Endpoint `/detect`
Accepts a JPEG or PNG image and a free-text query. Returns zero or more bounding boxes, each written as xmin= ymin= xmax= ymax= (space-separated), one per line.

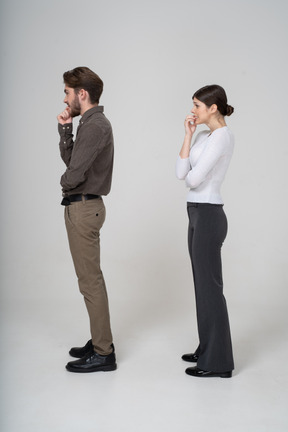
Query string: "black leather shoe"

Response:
xmin=66 ymin=351 xmax=117 ymax=373
xmin=185 ymin=366 xmax=232 ymax=378
xmin=182 ymin=352 xmax=199 ymax=363
xmin=69 ymin=339 xmax=94 ymax=358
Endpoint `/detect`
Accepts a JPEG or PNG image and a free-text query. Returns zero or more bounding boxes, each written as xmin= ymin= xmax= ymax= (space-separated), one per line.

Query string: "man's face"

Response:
xmin=64 ymin=85 xmax=81 ymax=117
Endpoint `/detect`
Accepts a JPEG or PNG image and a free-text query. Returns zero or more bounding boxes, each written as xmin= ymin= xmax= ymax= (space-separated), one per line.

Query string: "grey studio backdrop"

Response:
xmin=0 ymin=0 xmax=288 ymax=430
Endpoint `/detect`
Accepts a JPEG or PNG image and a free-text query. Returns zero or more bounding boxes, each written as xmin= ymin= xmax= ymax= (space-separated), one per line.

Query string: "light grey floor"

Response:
xmin=1 ymin=294 xmax=287 ymax=432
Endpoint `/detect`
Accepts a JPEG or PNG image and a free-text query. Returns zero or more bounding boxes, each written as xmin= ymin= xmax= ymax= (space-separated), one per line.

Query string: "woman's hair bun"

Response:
xmin=226 ymin=104 xmax=234 ymax=116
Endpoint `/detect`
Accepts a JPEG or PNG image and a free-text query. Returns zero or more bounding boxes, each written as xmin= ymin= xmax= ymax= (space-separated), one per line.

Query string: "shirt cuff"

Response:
xmin=58 ymin=123 xmax=73 ymax=137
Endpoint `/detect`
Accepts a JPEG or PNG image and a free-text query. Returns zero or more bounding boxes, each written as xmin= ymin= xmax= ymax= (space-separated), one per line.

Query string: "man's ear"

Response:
xmin=78 ymin=89 xmax=87 ymax=101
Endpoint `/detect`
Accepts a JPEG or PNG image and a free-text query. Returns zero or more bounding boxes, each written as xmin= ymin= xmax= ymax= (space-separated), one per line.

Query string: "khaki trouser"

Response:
xmin=64 ymin=197 xmax=113 ymax=356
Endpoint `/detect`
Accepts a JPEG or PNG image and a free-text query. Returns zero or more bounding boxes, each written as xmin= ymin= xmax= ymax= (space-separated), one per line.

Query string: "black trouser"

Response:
xmin=187 ymin=203 xmax=234 ymax=372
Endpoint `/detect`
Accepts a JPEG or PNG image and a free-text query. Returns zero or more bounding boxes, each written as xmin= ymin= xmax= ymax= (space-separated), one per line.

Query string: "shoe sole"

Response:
xmin=186 ymin=370 xmax=232 ymax=378
xmin=66 ymin=364 xmax=117 ymax=373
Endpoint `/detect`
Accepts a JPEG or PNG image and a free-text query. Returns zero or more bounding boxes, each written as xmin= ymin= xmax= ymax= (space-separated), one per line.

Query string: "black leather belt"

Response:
xmin=187 ymin=202 xmax=223 ymax=208
xmin=61 ymin=194 xmax=100 ymax=206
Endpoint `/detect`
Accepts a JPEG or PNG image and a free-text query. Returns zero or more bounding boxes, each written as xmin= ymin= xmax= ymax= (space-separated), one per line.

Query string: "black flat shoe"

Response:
xmin=185 ymin=367 xmax=232 ymax=378
xmin=69 ymin=339 xmax=94 ymax=358
xmin=182 ymin=352 xmax=199 ymax=363
xmin=66 ymin=351 xmax=117 ymax=373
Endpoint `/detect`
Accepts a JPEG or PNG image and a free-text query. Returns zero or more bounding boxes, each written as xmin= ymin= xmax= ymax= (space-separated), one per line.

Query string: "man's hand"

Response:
xmin=57 ymin=107 xmax=72 ymax=125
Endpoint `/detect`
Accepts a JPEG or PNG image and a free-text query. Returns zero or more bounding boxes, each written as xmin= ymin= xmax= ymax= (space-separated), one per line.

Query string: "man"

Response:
xmin=57 ymin=66 xmax=116 ymax=373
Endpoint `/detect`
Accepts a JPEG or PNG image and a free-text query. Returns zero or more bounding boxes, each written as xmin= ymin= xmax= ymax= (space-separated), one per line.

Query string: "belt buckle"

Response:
xmin=61 ymin=197 xmax=70 ymax=206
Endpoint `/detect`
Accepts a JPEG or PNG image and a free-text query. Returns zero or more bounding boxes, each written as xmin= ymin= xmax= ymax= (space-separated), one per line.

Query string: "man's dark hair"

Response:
xmin=63 ymin=67 xmax=103 ymax=104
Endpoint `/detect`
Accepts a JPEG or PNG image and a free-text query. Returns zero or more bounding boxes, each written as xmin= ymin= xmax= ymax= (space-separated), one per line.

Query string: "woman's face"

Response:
xmin=191 ymin=97 xmax=211 ymax=125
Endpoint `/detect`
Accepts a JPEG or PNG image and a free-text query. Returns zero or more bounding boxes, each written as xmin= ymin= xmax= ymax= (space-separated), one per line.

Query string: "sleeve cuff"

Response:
xmin=58 ymin=123 xmax=73 ymax=137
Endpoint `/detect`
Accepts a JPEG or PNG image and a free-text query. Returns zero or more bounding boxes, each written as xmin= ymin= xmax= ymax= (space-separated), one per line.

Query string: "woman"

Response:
xmin=176 ymin=84 xmax=235 ymax=378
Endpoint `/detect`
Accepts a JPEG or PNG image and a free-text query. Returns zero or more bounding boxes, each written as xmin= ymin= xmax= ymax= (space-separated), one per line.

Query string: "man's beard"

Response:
xmin=69 ymin=95 xmax=81 ymax=117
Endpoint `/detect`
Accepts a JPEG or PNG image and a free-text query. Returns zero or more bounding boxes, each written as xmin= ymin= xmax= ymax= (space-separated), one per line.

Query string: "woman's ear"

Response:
xmin=210 ymin=103 xmax=218 ymax=114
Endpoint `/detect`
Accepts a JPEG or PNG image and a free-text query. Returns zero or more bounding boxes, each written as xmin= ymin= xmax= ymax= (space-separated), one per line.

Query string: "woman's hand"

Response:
xmin=179 ymin=115 xmax=196 ymax=159
xmin=184 ymin=114 xmax=197 ymax=136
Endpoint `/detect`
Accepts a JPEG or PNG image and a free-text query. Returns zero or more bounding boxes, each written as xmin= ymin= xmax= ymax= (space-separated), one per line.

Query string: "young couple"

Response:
xmin=57 ymin=66 xmax=234 ymax=378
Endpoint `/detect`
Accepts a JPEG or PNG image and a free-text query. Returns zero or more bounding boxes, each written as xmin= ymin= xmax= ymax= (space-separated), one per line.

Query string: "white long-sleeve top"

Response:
xmin=176 ymin=126 xmax=234 ymax=204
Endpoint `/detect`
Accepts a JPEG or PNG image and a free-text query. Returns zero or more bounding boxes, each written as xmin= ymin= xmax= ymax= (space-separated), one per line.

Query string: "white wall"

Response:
xmin=1 ymin=0 xmax=287 ymax=328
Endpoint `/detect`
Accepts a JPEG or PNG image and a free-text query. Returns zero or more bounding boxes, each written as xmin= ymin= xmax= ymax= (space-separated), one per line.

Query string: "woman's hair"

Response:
xmin=193 ymin=84 xmax=234 ymax=116
xmin=63 ymin=66 xmax=103 ymax=104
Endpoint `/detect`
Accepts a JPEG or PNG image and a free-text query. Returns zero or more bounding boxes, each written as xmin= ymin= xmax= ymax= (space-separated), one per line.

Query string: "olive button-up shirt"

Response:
xmin=58 ymin=105 xmax=114 ymax=196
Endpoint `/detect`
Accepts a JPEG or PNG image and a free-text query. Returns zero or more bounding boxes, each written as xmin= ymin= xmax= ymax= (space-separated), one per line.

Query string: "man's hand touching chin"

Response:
xmin=57 ymin=107 xmax=72 ymax=125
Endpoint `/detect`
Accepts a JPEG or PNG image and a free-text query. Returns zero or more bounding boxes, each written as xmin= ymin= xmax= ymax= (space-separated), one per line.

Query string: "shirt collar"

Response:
xmin=81 ymin=105 xmax=104 ymax=122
